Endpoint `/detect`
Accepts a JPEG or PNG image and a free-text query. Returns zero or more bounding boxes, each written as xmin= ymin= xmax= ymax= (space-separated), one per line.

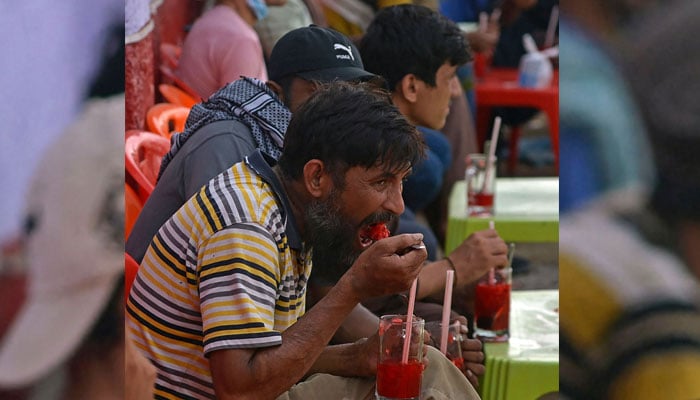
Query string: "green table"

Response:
xmin=445 ymin=178 xmax=559 ymax=254
xmin=480 ymin=290 xmax=559 ymax=400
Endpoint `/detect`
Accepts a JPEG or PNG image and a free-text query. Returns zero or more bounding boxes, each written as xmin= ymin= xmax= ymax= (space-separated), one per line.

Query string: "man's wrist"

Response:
xmin=444 ymin=255 xmax=458 ymax=288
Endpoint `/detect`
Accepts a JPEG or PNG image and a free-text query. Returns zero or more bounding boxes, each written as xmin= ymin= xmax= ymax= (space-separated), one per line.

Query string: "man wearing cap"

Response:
xmin=126 ymin=25 xmax=377 ymax=265
xmin=127 ymin=82 xmax=481 ymax=399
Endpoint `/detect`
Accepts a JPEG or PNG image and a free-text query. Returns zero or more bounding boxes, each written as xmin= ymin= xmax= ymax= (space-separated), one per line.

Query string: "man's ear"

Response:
xmin=266 ymin=81 xmax=284 ymax=103
xmin=397 ymin=74 xmax=420 ymax=103
xmin=302 ymin=159 xmax=331 ymax=198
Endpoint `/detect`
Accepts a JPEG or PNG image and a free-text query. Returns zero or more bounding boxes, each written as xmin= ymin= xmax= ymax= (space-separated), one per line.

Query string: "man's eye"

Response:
xmin=374 ymin=179 xmax=388 ymax=188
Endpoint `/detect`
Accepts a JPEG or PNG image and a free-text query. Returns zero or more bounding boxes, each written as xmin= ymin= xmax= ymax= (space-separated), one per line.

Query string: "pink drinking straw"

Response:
xmin=488 ymin=220 xmax=496 ymax=285
xmin=482 ymin=116 xmax=502 ymax=193
xmin=440 ymin=270 xmax=455 ymax=355
xmin=402 ymin=278 xmax=419 ymax=364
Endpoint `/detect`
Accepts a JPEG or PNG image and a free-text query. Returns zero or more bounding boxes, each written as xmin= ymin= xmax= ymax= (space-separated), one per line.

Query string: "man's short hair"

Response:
xmin=359 ymin=4 xmax=471 ymax=91
xmin=278 ymin=81 xmax=425 ymax=184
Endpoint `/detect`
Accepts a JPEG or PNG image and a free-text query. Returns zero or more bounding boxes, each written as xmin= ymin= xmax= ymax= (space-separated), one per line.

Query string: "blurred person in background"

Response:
xmin=559 ymin=0 xmax=654 ymax=213
xmin=0 ymin=22 xmax=156 ymax=399
xmin=0 ymin=0 xmax=122 ymax=253
xmin=255 ymin=0 xmax=314 ymax=58
xmin=559 ymin=1 xmax=700 ymax=399
xmin=176 ymin=0 xmax=285 ymax=99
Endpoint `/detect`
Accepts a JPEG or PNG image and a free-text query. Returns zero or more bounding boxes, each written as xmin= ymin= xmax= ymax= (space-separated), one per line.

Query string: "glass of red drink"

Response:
xmin=474 ymin=267 xmax=512 ymax=341
xmin=424 ymin=321 xmax=465 ymax=370
xmin=465 ymin=153 xmax=496 ymax=216
xmin=376 ymin=315 xmax=425 ymax=400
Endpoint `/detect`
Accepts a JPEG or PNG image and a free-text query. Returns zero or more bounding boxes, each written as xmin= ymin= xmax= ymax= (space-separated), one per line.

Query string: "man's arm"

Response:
xmin=308 ymin=285 xmax=380 ymax=343
xmin=209 ymin=234 xmax=426 ymax=400
xmin=418 ymin=228 xmax=508 ymax=302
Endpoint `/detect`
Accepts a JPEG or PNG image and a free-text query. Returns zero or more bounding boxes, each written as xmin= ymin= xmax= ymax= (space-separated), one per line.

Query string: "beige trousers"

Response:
xmin=276 ymin=346 xmax=481 ymax=400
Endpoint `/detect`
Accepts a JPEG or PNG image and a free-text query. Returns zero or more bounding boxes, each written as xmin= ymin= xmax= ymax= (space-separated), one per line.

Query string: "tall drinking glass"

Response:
xmin=474 ymin=267 xmax=512 ymax=341
xmin=425 ymin=321 xmax=464 ymax=370
xmin=376 ymin=315 xmax=425 ymax=400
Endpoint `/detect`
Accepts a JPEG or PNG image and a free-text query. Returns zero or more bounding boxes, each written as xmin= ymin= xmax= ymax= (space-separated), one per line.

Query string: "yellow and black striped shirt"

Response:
xmin=126 ymin=151 xmax=311 ymax=399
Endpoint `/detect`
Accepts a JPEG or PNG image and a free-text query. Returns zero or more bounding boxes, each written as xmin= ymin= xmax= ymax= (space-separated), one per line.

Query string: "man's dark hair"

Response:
xmin=278 ymin=81 xmax=424 ymax=185
xmin=359 ymin=4 xmax=471 ymax=91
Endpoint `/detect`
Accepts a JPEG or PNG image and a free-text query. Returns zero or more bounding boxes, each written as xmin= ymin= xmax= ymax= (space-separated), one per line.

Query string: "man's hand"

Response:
xmin=449 ymin=229 xmax=508 ymax=286
xmin=460 ymin=336 xmax=486 ymax=388
xmin=454 ymin=316 xmax=485 ymax=388
xmin=343 ymin=234 xmax=427 ymax=301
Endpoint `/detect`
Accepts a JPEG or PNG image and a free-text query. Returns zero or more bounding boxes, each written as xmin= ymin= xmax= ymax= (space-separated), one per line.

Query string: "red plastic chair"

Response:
xmin=125 ymin=183 xmax=143 ymax=240
xmin=146 ymin=103 xmax=190 ymax=140
xmin=159 ymin=83 xmax=198 ymax=108
xmin=125 ymin=252 xmax=139 ymax=304
xmin=160 ymin=42 xmax=182 ymax=70
xmin=159 ymin=64 xmax=202 ymax=102
xmin=125 ymin=130 xmax=170 ymax=203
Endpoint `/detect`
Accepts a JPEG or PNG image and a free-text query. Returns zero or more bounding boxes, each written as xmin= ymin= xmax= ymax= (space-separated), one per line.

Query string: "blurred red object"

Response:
xmin=125 ymin=130 xmax=170 ymax=203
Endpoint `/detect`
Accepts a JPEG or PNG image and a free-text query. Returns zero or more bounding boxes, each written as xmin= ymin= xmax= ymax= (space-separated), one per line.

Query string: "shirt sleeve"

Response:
xmin=198 ymin=223 xmax=282 ymax=356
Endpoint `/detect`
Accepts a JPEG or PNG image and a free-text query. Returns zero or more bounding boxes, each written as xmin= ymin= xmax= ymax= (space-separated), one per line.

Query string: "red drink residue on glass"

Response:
xmin=376 ymin=360 xmax=423 ymax=398
xmin=475 ymin=282 xmax=511 ymax=331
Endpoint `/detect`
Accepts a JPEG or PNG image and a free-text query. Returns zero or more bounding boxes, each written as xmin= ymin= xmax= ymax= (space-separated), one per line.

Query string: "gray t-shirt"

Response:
xmin=126 ymin=119 xmax=256 ymax=263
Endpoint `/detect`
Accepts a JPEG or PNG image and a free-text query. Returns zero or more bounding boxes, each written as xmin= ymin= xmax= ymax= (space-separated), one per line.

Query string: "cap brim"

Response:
xmin=0 ymin=273 xmax=120 ymax=388
xmin=297 ymin=66 xmax=378 ymax=83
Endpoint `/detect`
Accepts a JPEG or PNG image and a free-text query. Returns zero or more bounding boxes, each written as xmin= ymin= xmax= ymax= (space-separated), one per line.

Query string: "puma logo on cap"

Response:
xmin=334 ymin=43 xmax=354 ymax=61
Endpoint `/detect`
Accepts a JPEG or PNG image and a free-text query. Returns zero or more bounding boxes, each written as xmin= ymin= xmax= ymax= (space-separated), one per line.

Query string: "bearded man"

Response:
xmin=126 ymin=82 xmax=482 ymax=400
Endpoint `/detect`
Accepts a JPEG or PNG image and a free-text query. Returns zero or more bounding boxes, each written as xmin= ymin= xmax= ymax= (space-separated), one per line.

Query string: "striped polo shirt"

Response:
xmin=126 ymin=150 xmax=311 ymax=399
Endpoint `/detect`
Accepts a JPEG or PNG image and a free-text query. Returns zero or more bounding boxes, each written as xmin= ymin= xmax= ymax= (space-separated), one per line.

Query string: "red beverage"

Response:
xmin=376 ymin=360 xmax=423 ymax=399
xmin=473 ymin=192 xmax=494 ymax=207
xmin=475 ymin=282 xmax=511 ymax=332
xmin=467 ymin=191 xmax=494 ymax=216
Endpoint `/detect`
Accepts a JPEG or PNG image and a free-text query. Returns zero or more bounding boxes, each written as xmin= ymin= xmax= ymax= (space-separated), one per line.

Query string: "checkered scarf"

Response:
xmin=157 ymin=77 xmax=291 ymax=180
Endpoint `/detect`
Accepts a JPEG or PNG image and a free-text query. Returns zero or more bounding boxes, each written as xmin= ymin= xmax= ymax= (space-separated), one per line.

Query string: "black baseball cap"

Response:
xmin=268 ymin=25 xmax=377 ymax=83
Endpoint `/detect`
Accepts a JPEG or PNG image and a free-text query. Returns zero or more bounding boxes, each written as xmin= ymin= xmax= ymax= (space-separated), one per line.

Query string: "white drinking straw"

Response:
xmin=481 ymin=116 xmax=501 ymax=193
xmin=440 ymin=270 xmax=455 ymax=355
xmin=402 ymin=278 xmax=418 ymax=364
xmin=488 ymin=220 xmax=496 ymax=285
xmin=545 ymin=5 xmax=559 ymax=48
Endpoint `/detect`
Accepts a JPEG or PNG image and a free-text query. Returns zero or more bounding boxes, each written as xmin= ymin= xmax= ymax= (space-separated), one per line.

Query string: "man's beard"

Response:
xmin=305 ymin=189 xmax=395 ymax=285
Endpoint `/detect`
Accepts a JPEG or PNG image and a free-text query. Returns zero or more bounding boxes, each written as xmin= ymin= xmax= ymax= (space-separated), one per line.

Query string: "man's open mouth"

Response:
xmin=359 ymin=222 xmax=390 ymax=248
